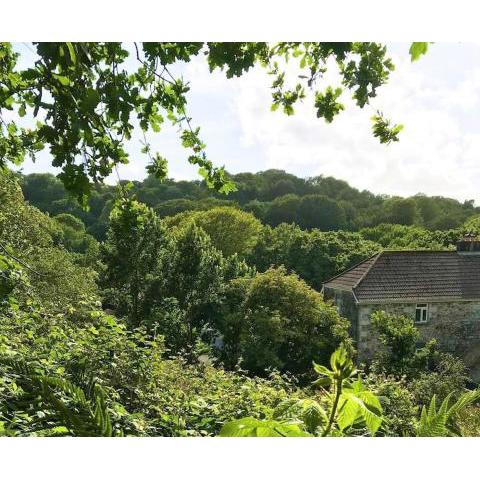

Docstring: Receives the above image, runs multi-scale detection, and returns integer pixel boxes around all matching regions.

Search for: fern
[416,390,480,437]
[0,356,121,436]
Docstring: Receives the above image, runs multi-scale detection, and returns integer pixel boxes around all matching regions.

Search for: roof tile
[323,251,480,302]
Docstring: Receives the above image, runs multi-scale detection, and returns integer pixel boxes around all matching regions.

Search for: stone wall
[357,301,480,378]
[323,287,359,341]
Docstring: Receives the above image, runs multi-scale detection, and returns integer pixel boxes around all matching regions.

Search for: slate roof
[323,251,480,303]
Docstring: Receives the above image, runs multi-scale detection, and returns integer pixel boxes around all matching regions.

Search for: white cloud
[231,44,480,204]
[15,42,480,205]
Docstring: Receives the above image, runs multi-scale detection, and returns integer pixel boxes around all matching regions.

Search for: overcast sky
[14,42,480,204]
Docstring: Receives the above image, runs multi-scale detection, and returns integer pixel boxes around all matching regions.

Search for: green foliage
[370,311,419,374]
[249,224,380,290]
[150,222,228,351]
[408,351,469,405]
[462,214,480,235]
[1,271,304,437]
[297,194,348,230]
[4,138,478,439]
[272,398,328,434]
[314,87,344,122]
[20,170,479,248]
[409,42,430,62]
[359,223,454,250]
[166,207,263,257]
[100,196,256,355]
[219,267,350,375]
[118,355,301,436]
[53,213,100,266]
[456,405,480,436]
[382,197,420,225]
[416,390,480,437]
[219,417,310,437]
[101,196,168,324]
[370,310,470,414]
[371,111,404,145]
[0,358,118,437]
[0,42,410,202]
[221,345,383,437]
[0,171,98,310]
[367,374,418,436]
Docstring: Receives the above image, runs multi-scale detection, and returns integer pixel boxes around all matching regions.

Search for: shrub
[367,373,418,436]
[370,311,419,375]
[409,351,469,405]
[218,266,350,375]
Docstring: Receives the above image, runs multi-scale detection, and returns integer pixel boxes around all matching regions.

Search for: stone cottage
[322,237,480,378]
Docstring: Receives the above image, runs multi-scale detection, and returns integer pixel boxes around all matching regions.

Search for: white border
[1,437,478,479]
[2,0,480,477]
[0,0,479,40]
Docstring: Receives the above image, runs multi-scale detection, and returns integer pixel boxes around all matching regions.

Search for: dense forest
[2,167,480,436]
[20,169,480,242]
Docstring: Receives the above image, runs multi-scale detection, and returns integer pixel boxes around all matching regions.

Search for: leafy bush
[218,266,350,375]
[137,357,301,436]
[367,374,418,436]
[370,311,419,375]
[456,406,480,436]
[220,346,384,437]
[408,351,469,405]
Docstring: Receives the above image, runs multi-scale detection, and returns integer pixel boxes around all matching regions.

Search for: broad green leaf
[219,417,311,437]
[341,392,382,435]
[336,396,360,431]
[312,362,332,376]
[52,73,71,86]
[65,42,77,64]
[273,399,328,433]
[409,42,429,62]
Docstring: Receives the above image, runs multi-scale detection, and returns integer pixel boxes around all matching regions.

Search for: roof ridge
[352,251,382,290]
[323,251,382,285]
[382,249,455,254]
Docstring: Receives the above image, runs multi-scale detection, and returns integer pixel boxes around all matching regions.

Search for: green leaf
[52,73,71,86]
[312,362,332,376]
[371,111,403,145]
[219,417,311,437]
[340,392,382,435]
[336,396,360,431]
[65,42,77,64]
[81,89,100,113]
[409,42,429,62]
[7,122,17,135]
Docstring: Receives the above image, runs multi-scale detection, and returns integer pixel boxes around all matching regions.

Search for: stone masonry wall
[357,301,480,379]
[323,287,359,341]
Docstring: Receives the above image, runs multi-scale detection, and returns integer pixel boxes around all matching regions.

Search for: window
[415,304,429,323]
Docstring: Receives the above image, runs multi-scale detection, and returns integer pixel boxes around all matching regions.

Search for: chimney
[457,233,480,254]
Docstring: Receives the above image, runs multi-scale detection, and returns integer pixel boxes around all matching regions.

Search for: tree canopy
[1,42,428,204]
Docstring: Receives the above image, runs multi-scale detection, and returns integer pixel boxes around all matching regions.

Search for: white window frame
[415,303,429,324]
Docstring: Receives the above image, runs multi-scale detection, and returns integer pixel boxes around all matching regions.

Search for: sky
[13,42,480,204]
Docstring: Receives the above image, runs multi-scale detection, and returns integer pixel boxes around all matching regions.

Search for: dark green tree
[297,194,347,231]
[152,222,227,351]
[101,197,168,325]
[219,266,350,375]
